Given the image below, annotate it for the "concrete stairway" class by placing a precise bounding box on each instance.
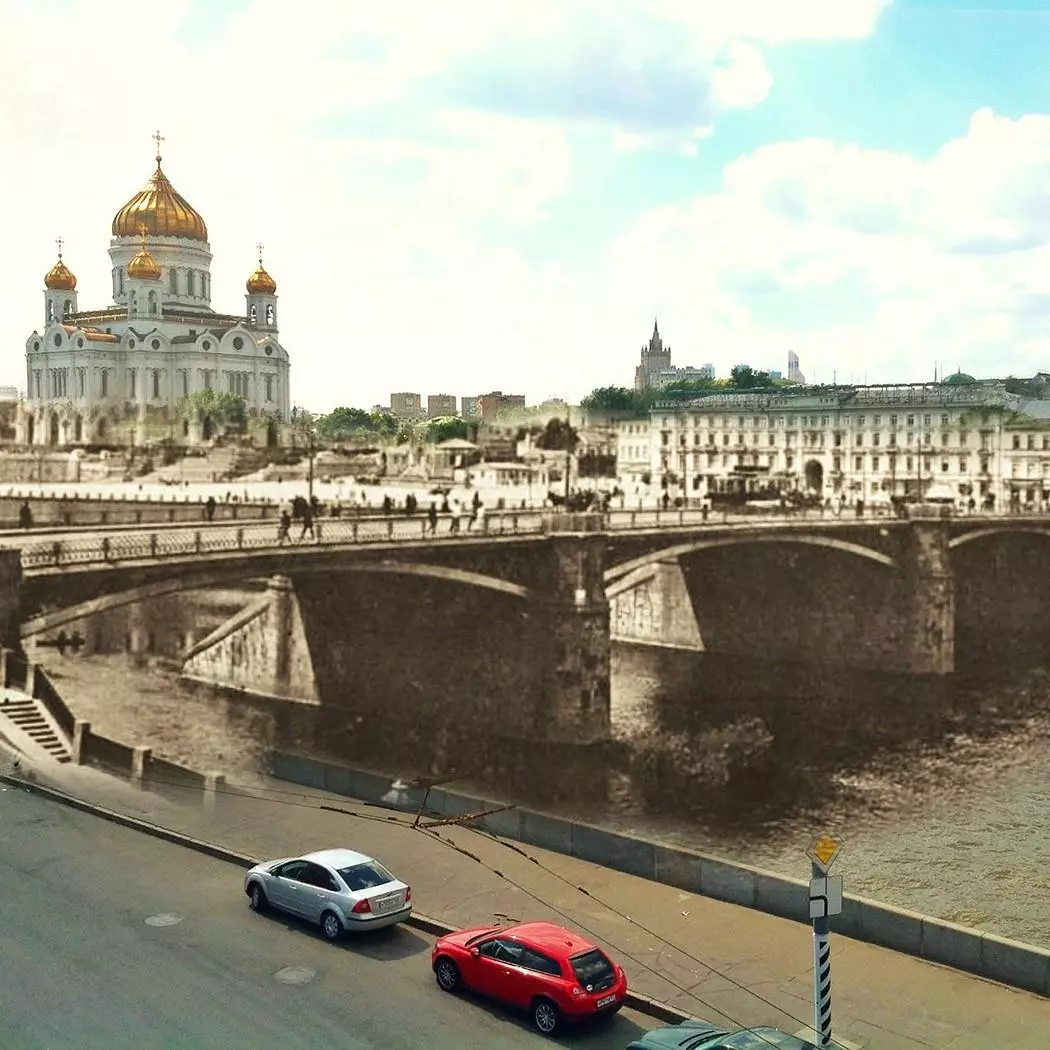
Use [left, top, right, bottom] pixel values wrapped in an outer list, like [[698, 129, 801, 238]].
[[0, 694, 71, 763]]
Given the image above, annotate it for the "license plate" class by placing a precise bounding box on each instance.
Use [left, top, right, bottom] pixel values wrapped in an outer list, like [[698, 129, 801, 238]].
[[374, 896, 399, 913], [596, 994, 617, 1008]]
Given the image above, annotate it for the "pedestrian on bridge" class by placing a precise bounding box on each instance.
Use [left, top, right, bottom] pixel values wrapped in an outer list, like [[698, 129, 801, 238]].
[[427, 502, 438, 535], [277, 510, 291, 545], [18, 501, 33, 530]]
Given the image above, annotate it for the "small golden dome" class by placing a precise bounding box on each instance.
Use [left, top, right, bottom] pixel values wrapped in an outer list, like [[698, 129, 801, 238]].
[[44, 258, 77, 291], [246, 265, 277, 295], [127, 247, 161, 280], [112, 154, 208, 243]]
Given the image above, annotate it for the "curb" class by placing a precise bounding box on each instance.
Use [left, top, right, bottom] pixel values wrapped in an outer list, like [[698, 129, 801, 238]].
[[0, 770, 694, 1026]]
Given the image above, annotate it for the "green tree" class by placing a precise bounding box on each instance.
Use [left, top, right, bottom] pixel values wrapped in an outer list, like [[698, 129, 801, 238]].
[[424, 415, 472, 443], [535, 416, 579, 453], [580, 386, 654, 415], [316, 406, 375, 441], [729, 365, 772, 390], [178, 389, 246, 429], [369, 410, 398, 437]]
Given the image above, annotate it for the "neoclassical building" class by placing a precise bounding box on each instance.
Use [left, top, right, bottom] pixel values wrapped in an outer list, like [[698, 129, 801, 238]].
[[20, 138, 291, 446], [648, 377, 1050, 509]]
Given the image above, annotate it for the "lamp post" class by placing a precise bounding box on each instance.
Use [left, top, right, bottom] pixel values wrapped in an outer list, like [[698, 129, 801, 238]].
[[306, 423, 316, 504]]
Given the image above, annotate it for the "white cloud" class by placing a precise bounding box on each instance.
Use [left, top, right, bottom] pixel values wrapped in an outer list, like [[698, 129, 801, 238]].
[[606, 109, 1050, 384], [0, 0, 919, 414]]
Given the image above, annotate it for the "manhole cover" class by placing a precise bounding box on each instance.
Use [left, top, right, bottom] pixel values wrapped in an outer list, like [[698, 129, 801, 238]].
[[275, 966, 316, 986], [144, 913, 184, 927]]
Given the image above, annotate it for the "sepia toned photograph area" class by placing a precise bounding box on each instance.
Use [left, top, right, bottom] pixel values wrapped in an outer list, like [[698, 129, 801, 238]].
[[2, 2, 1050, 1049]]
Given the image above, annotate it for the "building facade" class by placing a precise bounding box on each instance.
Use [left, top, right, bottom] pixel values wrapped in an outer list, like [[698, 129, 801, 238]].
[[477, 391, 526, 420], [646, 378, 1050, 509], [614, 420, 652, 487], [390, 392, 424, 420], [21, 142, 290, 446], [427, 393, 457, 418]]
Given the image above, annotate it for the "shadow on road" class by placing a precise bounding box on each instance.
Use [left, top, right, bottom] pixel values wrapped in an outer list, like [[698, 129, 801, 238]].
[[260, 909, 430, 960], [436, 987, 649, 1047]]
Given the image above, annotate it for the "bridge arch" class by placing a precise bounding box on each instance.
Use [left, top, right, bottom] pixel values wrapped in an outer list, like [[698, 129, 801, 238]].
[[605, 533, 897, 585], [949, 526, 1050, 550], [21, 561, 531, 640]]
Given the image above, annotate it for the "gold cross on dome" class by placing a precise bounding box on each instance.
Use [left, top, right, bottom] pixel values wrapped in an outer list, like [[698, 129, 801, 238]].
[[256, 242, 265, 266], [153, 129, 165, 161], [55, 236, 64, 260]]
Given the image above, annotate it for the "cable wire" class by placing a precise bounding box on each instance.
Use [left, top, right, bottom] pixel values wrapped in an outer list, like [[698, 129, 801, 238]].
[[3, 763, 830, 1046]]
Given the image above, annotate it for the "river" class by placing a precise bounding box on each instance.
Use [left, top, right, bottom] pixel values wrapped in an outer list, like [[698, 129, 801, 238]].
[[33, 590, 1050, 950]]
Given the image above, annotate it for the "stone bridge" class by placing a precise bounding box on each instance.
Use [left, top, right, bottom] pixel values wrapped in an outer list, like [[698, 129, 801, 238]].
[[5, 506, 1050, 762]]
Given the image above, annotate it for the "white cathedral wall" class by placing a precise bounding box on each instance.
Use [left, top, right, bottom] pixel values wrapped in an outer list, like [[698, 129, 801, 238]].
[[109, 236, 214, 309]]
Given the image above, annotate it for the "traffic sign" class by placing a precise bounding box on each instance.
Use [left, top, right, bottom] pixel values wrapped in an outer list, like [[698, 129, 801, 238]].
[[809, 876, 844, 919], [807, 834, 841, 873]]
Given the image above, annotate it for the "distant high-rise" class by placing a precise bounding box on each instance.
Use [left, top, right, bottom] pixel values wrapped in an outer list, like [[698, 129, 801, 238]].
[[477, 391, 526, 420], [390, 392, 424, 420], [634, 319, 672, 390], [788, 350, 806, 385], [460, 395, 480, 419], [427, 394, 457, 418]]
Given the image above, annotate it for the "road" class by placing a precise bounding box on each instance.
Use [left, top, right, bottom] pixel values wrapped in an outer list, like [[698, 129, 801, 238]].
[[0, 787, 657, 1050]]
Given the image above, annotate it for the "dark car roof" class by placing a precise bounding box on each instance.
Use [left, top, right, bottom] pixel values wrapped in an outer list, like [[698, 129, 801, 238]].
[[500, 922, 599, 959]]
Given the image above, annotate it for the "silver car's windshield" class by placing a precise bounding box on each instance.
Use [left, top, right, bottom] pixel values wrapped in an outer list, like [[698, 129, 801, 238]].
[[337, 862, 395, 891]]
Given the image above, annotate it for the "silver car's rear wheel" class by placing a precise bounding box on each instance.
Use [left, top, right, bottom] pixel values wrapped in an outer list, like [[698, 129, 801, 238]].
[[434, 957, 461, 992], [248, 883, 267, 913], [321, 910, 343, 942]]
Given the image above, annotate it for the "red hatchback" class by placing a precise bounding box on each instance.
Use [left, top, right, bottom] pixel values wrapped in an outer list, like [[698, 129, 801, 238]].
[[431, 920, 628, 1036]]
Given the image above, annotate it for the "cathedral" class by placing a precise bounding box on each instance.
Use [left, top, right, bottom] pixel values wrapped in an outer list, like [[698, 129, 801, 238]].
[[20, 135, 292, 447]]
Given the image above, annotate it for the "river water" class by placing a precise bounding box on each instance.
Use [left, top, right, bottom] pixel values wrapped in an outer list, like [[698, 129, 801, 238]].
[[38, 590, 1050, 950]]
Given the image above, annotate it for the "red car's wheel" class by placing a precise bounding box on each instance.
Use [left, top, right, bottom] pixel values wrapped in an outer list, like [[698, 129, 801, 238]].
[[434, 956, 461, 993], [531, 998, 561, 1036]]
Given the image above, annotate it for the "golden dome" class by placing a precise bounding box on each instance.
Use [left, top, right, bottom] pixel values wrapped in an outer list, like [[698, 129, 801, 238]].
[[44, 258, 76, 291], [127, 247, 161, 280], [112, 153, 208, 242], [246, 265, 277, 295]]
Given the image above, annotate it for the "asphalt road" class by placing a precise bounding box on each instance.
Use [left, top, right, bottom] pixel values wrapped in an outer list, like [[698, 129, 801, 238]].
[[0, 787, 657, 1050]]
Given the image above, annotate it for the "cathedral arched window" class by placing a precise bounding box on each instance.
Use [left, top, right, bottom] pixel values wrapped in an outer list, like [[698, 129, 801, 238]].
[[187, 270, 196, 297], [63, 300, 72, 317], [130, 293, 137, 315], [47, 301, 54, 323], [266, 304, 275, 326], [249, 304, 257, 325], [118, 270, 125, 295], [148, 290, 157, 315], [169, 268, 177, 294]]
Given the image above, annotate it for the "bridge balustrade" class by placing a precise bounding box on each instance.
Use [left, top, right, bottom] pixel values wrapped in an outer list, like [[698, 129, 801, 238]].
[[17, 505, 1048, 572]]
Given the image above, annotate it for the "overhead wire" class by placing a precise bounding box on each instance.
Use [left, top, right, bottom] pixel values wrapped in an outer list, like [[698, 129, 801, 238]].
[[1, 763, 832, 1044]]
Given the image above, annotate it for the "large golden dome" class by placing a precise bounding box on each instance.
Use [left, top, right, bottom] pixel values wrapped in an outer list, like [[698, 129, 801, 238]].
[[112, 153, 208, 242], [44, 257, 77, 290]]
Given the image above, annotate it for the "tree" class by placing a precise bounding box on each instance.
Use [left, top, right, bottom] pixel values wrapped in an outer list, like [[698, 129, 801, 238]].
[[729, 365, 772, 390], [535, 416, 579, 453], [424, 415, 472, 443], [178, 389, 246, 429], [316, 406, 385, 441], [369, 410, 398, 437], [581, 386, 654, 416]]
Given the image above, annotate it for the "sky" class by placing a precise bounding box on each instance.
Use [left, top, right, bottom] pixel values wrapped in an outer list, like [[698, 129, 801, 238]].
[[2, 0, 1050, 413]]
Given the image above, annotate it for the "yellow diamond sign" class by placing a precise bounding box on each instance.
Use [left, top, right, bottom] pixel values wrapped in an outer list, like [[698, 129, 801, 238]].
[[807, 834, 841, 872]]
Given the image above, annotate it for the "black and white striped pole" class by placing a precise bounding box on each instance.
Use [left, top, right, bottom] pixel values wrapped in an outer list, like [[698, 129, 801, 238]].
[[806, 835, 843, 1048]]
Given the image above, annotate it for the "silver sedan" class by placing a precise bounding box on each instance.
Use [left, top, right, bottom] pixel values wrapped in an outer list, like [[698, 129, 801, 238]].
[[243, 848, 412, 941]]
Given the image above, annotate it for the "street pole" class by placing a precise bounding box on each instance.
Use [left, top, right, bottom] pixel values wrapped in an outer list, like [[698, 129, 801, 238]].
[[564, 411, 572, 506], [806, 834, 842, 1049], [811, 859, 832, 1045], [307, 427, 315, 504]]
